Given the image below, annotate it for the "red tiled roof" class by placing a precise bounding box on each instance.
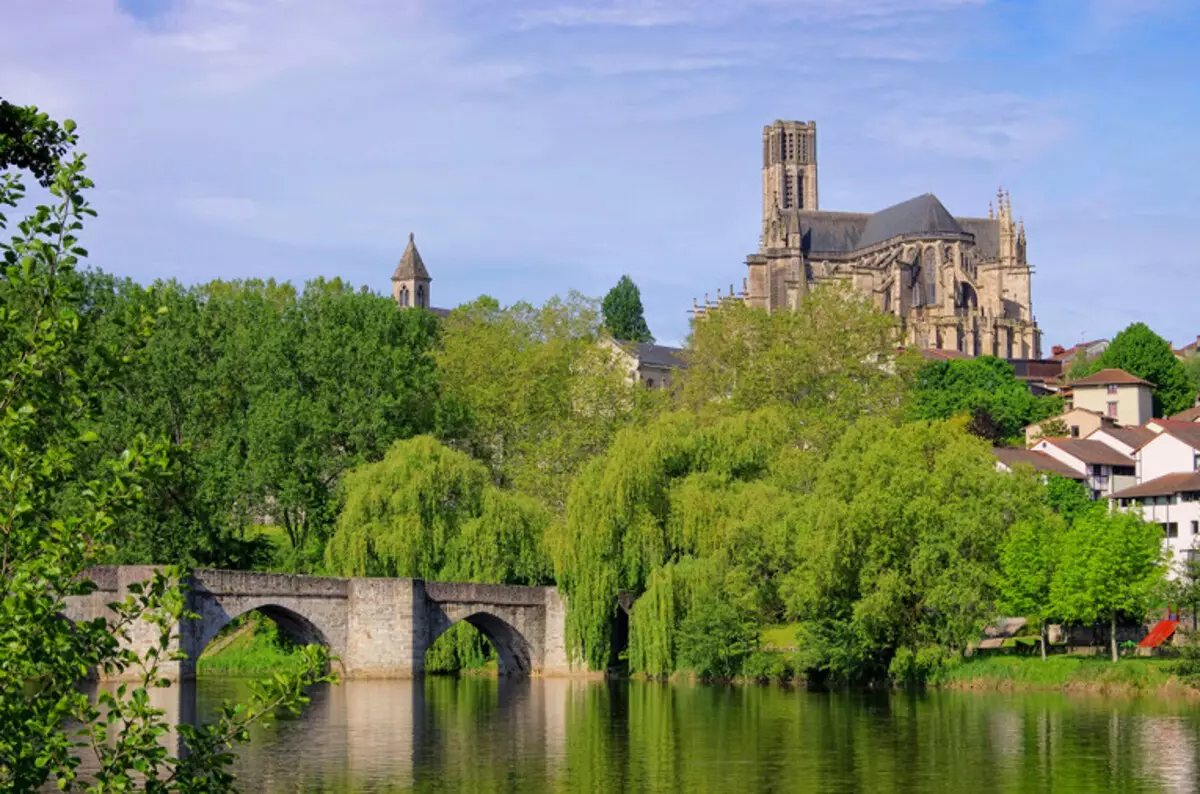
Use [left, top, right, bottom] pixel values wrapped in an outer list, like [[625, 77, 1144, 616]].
[[992, 447, 1085, 479], [920, 348, 970, 361], [1090, 426, 1157, 450], [1110, 471, 1200, 500], [1144, 419, 1200, 452], [1051, 340, 1105, 361], [1170, 406, 1200, 422], [1040, 438, 1136, 466], [1069, 368, 1155, 388]]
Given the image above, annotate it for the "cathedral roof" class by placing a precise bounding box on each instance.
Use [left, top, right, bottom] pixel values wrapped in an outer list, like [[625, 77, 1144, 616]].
[[392, 233, 430, 282], [795, 193, 996, 256], [857, 193, 966, 249]]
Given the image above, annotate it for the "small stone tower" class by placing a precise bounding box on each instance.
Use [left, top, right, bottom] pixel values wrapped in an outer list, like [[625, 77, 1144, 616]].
[[762, 120, 818, 219], [391, 232, 431, 309]]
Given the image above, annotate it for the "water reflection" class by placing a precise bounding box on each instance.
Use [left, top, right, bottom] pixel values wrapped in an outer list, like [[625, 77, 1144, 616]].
[[89, 678, 1200, 792]]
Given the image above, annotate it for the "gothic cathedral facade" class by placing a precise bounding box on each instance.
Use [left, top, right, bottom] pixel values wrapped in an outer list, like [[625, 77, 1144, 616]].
[[710, 120, 1041, 359]]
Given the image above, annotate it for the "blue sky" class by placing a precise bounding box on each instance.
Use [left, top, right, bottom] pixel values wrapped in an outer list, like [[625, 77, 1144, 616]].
[[2, 0, 1197, 349]]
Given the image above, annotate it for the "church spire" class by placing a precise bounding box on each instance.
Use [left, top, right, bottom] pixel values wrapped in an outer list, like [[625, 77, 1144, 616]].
[[392, 232, 431, 309]]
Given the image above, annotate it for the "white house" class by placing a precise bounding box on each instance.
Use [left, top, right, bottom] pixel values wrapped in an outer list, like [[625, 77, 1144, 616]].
[[1110, 420, 1200, 572], [1067, 368, 1154, 427], [1086, 425, 1157, 458], [1030, 438, 1137, 499]]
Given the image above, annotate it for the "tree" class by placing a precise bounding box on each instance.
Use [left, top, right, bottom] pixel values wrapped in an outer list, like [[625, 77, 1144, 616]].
[[680, 283, 917, 450], [1051, 510, 1165, 663], [1029, 417, 1069, 443], [1182, 354, 1200, 407], [998, 510, 1066, 661], [0, 106, 331, 791], [324, 435, 552, 584], [911, 356, 1062, 445], [601, 274, 653, 343], [1078, 323, 1193, 417], [436, 293, 651, 513], [0, 97, 71, 185]]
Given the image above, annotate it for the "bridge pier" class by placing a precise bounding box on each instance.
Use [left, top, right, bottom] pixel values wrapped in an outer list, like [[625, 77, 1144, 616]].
[[65, 567, 581, 680]]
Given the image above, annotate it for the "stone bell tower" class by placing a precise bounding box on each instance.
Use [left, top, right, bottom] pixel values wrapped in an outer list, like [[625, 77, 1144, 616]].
[[762, 120, 818, 219], [391, 232, 431, 309]]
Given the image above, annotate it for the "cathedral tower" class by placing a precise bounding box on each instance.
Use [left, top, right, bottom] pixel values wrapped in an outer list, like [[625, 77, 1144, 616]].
[[762, 120, 818, 220], [391, 232, 431, 309]]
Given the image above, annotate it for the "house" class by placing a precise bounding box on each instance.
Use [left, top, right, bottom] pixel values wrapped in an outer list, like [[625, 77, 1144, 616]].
[[1030, 438, 1137, 499], [1174, 335, 1200, 359], [1024, 407, 1115, 446], [604, 339, 686, 389], [1109, 420, 1200, 572], [992, 447, 1086, 481], [1170, 404, 1200, 423], [1086, 425, 1157, 458], [1066, 368, 1154, 427]]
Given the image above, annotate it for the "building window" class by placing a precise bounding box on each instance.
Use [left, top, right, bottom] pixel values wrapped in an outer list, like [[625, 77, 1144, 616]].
[[1070, 425, 1080, 438], [399, 287, 409, 307], [1091, 464, 1104, 477], [1107, 384, 1118, 395], [1162, 522, 1179, 539], [645, 378, 655, 388], [1194, 453, 1200, 471], [416, 285, 425, 308], [1192, 520, 1199, 536], [1107, 401, 1118, 418]]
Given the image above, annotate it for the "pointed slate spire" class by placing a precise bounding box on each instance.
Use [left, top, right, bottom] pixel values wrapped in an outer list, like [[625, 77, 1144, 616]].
[[392, 232, 431, 282]]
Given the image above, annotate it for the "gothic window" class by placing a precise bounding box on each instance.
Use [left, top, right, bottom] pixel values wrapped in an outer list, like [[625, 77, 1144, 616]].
[[796, 174, 804, 208], [782, 174, 793, 209], [399, 287, 409, 307], [923, 248, 937, 304], [416, 285, 425, 308]]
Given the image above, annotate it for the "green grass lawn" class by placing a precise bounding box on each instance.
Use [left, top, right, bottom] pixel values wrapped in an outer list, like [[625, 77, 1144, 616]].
[[938, 655, 1185, 692]]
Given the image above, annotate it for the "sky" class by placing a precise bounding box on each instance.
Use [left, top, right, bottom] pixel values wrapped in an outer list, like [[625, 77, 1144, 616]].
[[2, 0, 1197, 349]]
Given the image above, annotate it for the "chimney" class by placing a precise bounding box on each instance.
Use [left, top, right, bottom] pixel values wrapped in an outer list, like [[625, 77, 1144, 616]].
[[1051, 345, 1065, 356]]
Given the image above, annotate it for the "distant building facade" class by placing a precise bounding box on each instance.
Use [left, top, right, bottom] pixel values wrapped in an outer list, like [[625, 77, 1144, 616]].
[[700, 120, 1041, 359], [1068, 368, 1154, 427], [604, 339, 686, 390]]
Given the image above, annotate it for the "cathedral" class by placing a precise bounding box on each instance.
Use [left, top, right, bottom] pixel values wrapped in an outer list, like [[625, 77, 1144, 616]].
[[702, 120, 1041, 359]]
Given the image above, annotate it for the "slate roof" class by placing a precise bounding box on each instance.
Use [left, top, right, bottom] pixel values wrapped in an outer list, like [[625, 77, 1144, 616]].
[[620, 341, 687, 369], [1039, 438, 1136, 467], [1110, 471, 1200, 500], [1069, 368, 1154, 388], [857, 193, 966, 249], [794, 194, 991, 256], [392, 233, 430, 281], [992, 447, 1085, 480]]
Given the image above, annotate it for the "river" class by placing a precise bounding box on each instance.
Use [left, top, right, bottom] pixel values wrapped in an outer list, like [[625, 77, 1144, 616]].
[[109, 677, 1200, 792]]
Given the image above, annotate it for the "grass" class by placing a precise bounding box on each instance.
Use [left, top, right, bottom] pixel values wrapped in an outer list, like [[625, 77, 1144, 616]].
[[197, 612, 308, 676], [938, 654, 1187, 694]]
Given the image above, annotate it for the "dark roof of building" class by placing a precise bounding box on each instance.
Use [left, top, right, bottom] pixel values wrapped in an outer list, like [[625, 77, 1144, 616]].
[[857, 193, 966, 249], [1039, 438, 1136, 467], [616, 340, 687, 369], [1110, 471, 1200, 500], [992, 447, 1085, 480], [429, 307, 452, 319], [1170, 405, 1200, 422], [793, 195, 995, 257], [1069, 368, 1154, 388], [1091, 426, 1157, 450], [392, 233, 430, 282], [1144, 419, 1200, 452]]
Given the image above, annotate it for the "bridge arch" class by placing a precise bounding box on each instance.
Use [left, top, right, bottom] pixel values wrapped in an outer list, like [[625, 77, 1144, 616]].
[[427, 610, 535, 676]]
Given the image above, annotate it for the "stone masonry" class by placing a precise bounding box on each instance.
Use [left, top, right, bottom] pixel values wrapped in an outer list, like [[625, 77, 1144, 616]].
[[63, 566, 577, 681]]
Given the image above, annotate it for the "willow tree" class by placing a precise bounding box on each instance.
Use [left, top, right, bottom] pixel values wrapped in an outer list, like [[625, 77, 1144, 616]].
[[325, 435, 551, 584]]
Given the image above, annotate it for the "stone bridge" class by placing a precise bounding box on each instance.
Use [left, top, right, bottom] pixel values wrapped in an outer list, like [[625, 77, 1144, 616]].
[[65, 567, 576, 680]]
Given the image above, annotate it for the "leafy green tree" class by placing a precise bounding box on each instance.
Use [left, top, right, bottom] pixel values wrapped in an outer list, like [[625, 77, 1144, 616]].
[[781, 418, 1046, 682], [0, 106, 331, 792], [1077, 323, 1193, 416], [0, 97, 70, 185], [1181, 354, 1200, 409], [436, 293, 651, 513], [1051, 510, 1165, 663], [998, 510, 1065, 660], [680, 283, 916, 449], [1029, 417, 1070, 443], [325, 435, 552, 584], [601, 274, 654, 343], [1043, 474, 1098, 525], [911, 356, 1062, 445]]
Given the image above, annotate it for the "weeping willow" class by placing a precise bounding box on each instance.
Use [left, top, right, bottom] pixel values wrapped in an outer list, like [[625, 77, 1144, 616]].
[[550, 408, 805, 671], [325, 435, 552, 585]]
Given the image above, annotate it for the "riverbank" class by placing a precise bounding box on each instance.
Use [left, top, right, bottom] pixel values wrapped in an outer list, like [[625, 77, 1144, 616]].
[[937, 655, 1200, 697]]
